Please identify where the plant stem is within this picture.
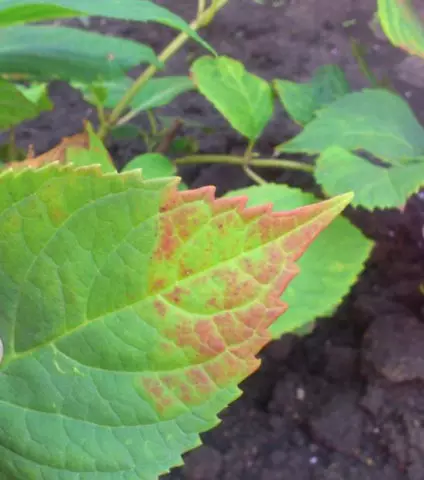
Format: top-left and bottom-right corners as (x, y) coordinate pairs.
(242, 139), (266, 184)
(244, 165), (267, 184)
(350, 38), (379, 88)
(176, 154), (315, 172)
(198, 0), (207, 15)
(7, 128), (17, 162)
(99, 0), (228, 138)
(146, 110), (158, 135)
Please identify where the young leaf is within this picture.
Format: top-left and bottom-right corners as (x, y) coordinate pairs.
(274, 65), (350, 126)
(0, 26), (160, 81)
(76, 76), (194, 112)
(0, 78), (40, 128)
(0, 4), (80, 26)
(277, 89), (424, 163)
(378, 0), (424, 58)
(315, 146), (424, 210)
(0, 0), (212, 52)
(123, 153), (188, 190)
(16, 83), (53, 114)
(66, 123), (115, 172)
(226, 184), (372, 336)
(0, 164), (350, 478)
(191, 56), (274, 141)
(123, 153), (175, 177)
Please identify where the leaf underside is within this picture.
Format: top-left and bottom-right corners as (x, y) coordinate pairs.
(0, 0), (211, 51)
(277, 89), (424, 163)
(316, 146), (424, 209)
(0, 25), (159, 81)
(0, 165), (349, 479)
(274, 65), (350, 126)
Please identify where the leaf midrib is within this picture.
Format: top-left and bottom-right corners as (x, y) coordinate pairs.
(3, 186), (334, 369)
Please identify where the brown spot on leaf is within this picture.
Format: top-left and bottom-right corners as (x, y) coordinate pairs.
(153, 300), (167, 317)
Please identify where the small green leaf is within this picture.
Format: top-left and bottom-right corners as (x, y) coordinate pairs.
(315, 146), (424, 209)
(277, 89), (424, 163)
(191, 56), (274, 140)
(0, 164), (349, 478)
(0, 26), (160, 81)
(0, 0), (212, 52)
(108, 76), (194, 112)
(274, 65), (350, 125)
(16, 83), (53, 113)
(110, 124), (140, 140)
(0, 4), (79, 26)
(123, 153), (188, 190)
(378, 0), (424, 57)
(67, 123), (115, 172)
(0, 78), (40, 128)
(226, 184), (372, 336)
(123, 153), (175, 177)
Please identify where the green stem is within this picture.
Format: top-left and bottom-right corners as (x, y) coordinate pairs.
(176, 154), (315, 172)
(146, 110), (158, 136)
(350, 38), (378, 87)
(198, 0), (207, 15)
(7, 128), (17, 163)
(98, 0), (229, 138)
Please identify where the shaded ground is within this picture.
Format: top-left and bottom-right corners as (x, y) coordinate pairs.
(7, 1), (424, 479)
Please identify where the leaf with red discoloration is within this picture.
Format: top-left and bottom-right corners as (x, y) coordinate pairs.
(378, 0), (424, 58)
(0, 163), (351, 479)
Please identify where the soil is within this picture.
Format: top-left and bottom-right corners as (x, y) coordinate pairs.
(7, 1), (424, 479)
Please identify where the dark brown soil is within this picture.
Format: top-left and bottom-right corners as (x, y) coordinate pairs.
(7, 1), (424, 479)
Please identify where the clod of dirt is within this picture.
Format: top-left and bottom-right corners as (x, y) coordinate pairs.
(263, 334), (297, 363)
(309, 392), (364, 456)
(324, 344), (358, 381)
(182, 445), (223, 480)
(362, 314), (424, 382)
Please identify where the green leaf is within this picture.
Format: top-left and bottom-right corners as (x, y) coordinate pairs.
(0, 164), (350, 478)
(277, 89), (424, 163)
(274, 65), (350, 126)
(191, 56), (274, 140)
(0, 4), (79, 26)
(123, 153), (175, 177)
(0, 78), (40, 128)
(123, 153), (188, 190)
(16, 83), (53, 114)
(0, 0), (212, 52)
(225, 184), (372, 336)
(315, 146), (424, 210)
(107, 76), (194, 111)
(66, 123), (116, 173)
(110, 124), (140, 141)
(378, 0), (424, 57)
(76, 76), (194, 112)
(0, 26), (160, 81)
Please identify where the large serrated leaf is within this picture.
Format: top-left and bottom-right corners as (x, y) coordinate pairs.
(277, 89), (424, 163)
(191, 56), (274, 141)
(274, 65), (350, 126)
(378, 0), (424, 58)
(226, 184), (372, 336)
(0, 25), (160, 81)
(315, 146), (424, 210)
(0, 0), (211, 52)
(0, 164), (350, 479)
